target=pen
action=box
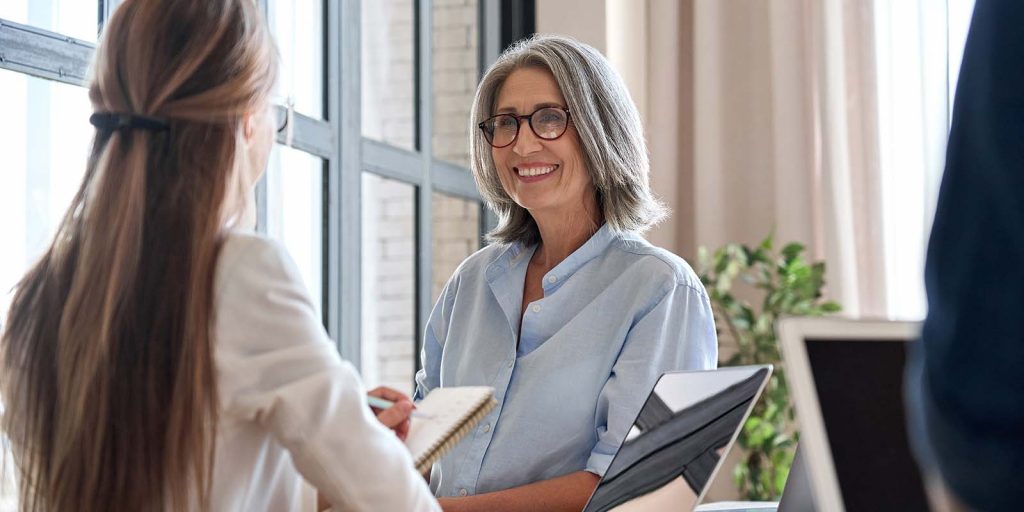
[367,395,432,419]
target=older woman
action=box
[415,35,717,511]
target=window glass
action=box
[431,0,479,168]
[361,0,416,150]
[0,71,92,509]
[361,174,417,395]
[267,0,324,118]
[0,70,92,326]
[0,0,99,42]
[265,145,324,315]
[431,192,480,301]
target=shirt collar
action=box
[544,223,618,284]
[486,223,619,286]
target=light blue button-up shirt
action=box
[414,224,717,498]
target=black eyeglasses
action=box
[478,107,571,148]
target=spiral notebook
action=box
[405,386,497,473]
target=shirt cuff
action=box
[585,444,617,477]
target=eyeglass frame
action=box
[276,109,289,133]
[477,107,572,148]
[270,96,294,134]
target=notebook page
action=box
[405,386,494,467]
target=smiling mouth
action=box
[514,165,559,177]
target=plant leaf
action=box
[781,242,804,262]
[821,301,841,313]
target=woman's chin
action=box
[518,200,579,219]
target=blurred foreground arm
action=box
[907,1,1024,510]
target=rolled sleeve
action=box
[586,282,718,475]
[415,275,457,401]
[414,328,443,401]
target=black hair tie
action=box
[89,112,170,132]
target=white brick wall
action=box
[432,0,479,168]
[432,193,481,300]
[362,0,416,150]
[362,175,416,395]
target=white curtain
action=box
[686,0,970,320]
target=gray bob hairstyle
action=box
[470,34,666,246]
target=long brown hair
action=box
[0,0,276,509]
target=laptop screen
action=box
[583,366,771,512]
[804,338,929,511]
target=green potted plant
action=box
[697,234,840,501]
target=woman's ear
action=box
[242,112,255,143]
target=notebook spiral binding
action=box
[414,398,498,474]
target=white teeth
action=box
[516,165,557,177]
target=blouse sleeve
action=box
[413,273,458,401]
[585,280,718,476]
[214,236,439,512]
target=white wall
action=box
[536,0,607,53]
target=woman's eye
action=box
[538,111,563,125]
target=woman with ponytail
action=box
[0,1,438,510]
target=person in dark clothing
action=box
[905,1,1024,510]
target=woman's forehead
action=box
[495,67,566,113]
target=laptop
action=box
[775,444,813,512]
[582,365,773,512]
[778,317,930,512]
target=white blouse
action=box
[210,232,438,511]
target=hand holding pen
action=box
[366,386,419,441]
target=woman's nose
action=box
[512,120,542,156]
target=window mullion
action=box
[414,0,434,376]
[331,0,362,365]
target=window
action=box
[361,175,417,395]
[264,146,325,314]
[362,0,416,150]
[0,7,98,507]
[432,192,481,300]
[267,0,324,118]
[432,0,480,168]
[0,0,99,42]
[0,61,94,512]
[353,0,513,393]
[0,70,92,327]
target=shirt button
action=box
[531,304,541,313]
[547,275,557,284]
[507,360,514,368]
[459,489,468,497]
[482,423,491,433]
